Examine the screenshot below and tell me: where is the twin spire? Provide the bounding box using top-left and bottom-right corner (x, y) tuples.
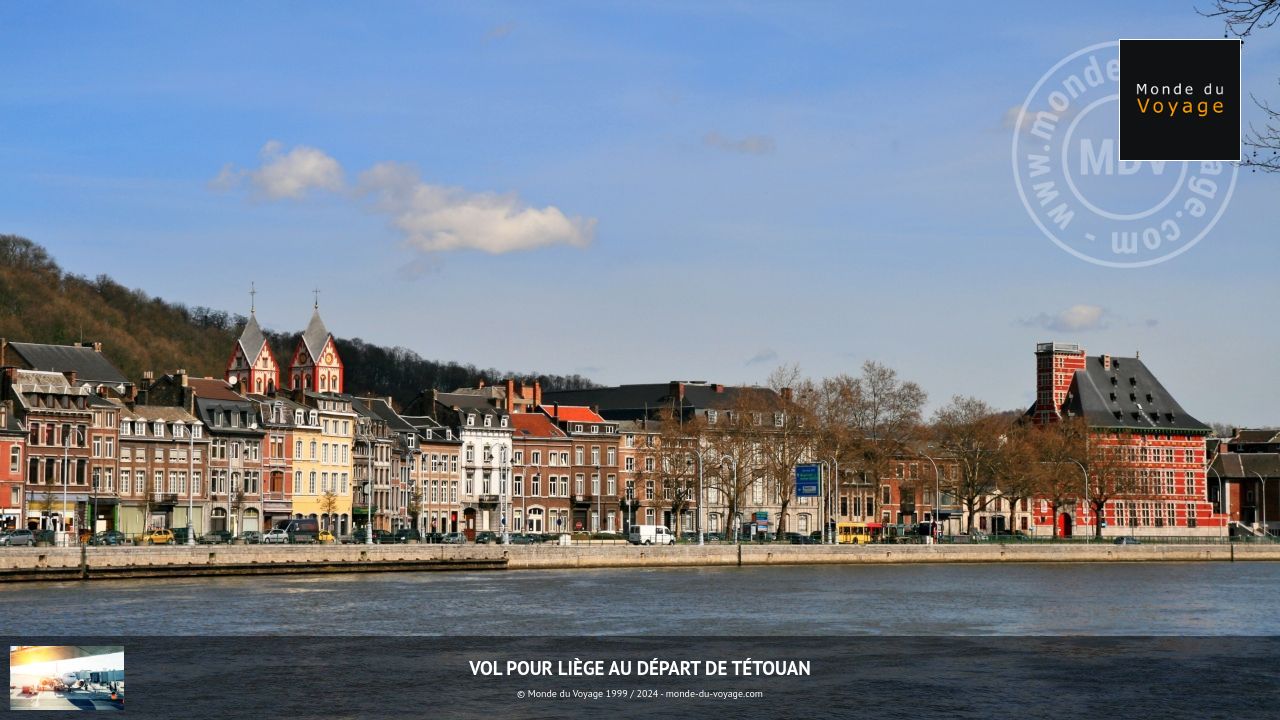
(230, 283), (342, 394)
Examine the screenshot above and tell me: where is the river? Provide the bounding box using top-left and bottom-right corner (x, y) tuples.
(2, 562), (1275, 635)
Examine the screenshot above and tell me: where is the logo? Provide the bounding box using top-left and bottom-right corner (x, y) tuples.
(1012, 41), (1237, 268)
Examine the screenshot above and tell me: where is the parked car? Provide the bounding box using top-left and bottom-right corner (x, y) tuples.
(508, 533), (539, 545)
(441, 532), (467, 544)
(1114, 536), (1141, 545)
(276, 518), (319, 543)
(350, 527), (394, 544)
(237, 530), (262, 544)
(317, 530), (336, 543)
(0, 529), (35, 546)
(784, 532), (816, 545)
(261, 528), (291, 544)
(392, 529), (422, 543)
(89, 530), (127, 546)
(144, 529), (175, 545)
(474, 531), (499, 544)
(199, 530), (233, 544)
(421, 532), (443, 544)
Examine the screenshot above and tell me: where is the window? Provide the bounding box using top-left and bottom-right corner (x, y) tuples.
(607, 474), (616, 495)
(591, 474), (600, 495)
(9, 447), (19, 473)
(591, 448), (600, 465)
(532, 475), (541, 496)
(607, 448), (616, 466)
(575, 474), (585, 495)
(309, 472), (317, 495)
(645, 481), (654, 501)
(625, 457), (635, 471)
(531, 451), (541, 466)
(483, 415), (492, 427)
(644, 457), (655, 472)
(575, 447), (584, 465)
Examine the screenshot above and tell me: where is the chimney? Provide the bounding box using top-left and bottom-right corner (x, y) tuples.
(781, 387), (793, 402)
(552, 402), (559, 420)
(505, 379), (516, 414)
(478, 379), (485, 389)
(93, 341), (103, 353)
(669, 381), (685, 404)
(1102, 355), (1112, 370)
(533, 380), (542, 407)
(63, 370), (78, 386)
(713, 384), (724, 393)
(177, 369), (188, 388)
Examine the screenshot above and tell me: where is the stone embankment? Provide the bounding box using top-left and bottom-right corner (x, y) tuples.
(0, 542), (1275, 582)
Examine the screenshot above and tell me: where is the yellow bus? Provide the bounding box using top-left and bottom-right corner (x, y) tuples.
(836, 522), (883, 544)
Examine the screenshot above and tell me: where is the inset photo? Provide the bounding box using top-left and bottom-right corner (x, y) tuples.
(9, 646), (124, 712)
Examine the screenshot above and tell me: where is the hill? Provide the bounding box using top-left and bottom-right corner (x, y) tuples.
(0, 234), (596, 403)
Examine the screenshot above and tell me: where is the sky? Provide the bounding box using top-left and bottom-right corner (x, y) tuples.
(2, 1), (1278, 426)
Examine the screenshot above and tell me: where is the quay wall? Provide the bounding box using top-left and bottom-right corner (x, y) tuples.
(1, 542), (1278, 581)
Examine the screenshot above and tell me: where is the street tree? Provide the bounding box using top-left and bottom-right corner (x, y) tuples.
(932, 396), (1005, 533)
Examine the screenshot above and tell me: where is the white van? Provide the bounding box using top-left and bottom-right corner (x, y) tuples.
(629, 524), (676, 546)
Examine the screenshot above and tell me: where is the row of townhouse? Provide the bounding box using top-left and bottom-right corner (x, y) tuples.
(0, 311), (1267, 541)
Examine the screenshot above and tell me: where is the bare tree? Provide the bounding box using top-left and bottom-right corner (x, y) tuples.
(318, 489), (339, 532)
(932, 396), (1004, 533)
(1028, 419), (1087, 538)
(990, 422), (1039, 535)
(1200, 0), (1280, 170)
(704, 394), (764, 543)
(1077, 426), (1140, 539)
(753, 366), (814, 536)
(837, 362), (928, 522)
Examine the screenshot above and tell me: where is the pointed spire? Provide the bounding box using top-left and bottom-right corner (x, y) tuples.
(302, 305), (331, 361)
(250, 282), (257, 315)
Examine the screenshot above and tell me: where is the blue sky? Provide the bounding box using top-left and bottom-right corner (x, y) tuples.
(2, 1), (1278, 425)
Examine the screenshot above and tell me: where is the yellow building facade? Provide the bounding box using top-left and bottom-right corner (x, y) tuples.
(289, 393), (355, 535)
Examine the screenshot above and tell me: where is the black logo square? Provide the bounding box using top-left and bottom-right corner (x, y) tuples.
(1119, 39), (1241, 161)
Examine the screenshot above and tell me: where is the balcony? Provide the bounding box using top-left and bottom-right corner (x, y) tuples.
(478, 494), (500, 506)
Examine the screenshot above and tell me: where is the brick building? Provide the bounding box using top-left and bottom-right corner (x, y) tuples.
(509, 412), (572, 534)
(539, 405), (622, 533)
(0, 400), (25, 531)
(1029, 342), (1219, 537)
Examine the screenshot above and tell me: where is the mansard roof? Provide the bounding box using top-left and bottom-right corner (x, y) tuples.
(1061, 354), (1210, 434)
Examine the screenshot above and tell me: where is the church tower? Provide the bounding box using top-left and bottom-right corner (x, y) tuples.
(226, 284), (281, 394)
(289, 294), (344, 393)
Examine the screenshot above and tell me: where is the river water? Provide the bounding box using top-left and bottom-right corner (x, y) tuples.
(2, 562), (1276, 636)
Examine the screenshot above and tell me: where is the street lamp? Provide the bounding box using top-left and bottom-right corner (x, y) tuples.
(62, 425), (86, 546)
(362, 480), (373, 545)
(1207, 465), (1226, 530)
(921, 452), (941, 543)
(186, 423), (197, 545)
(1252, 471), (1268, 539)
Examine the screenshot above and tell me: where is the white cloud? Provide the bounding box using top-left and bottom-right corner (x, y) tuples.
(212, 144), (596, 255)
(209, 140), (344, 200)
(358, 162), (596, 254)
(1021, 304), (1109, 332)
(703, 131), (776, 155)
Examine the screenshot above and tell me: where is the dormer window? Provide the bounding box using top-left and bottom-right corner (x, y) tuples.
(574, 424), (583, 433)
(707, 410), (718, 424)
(500, 417), (507, 428)
(484, 415), (492, 427)
(192, 425), (203, 439)
(774, 412), (784, 427)
(153, 421), (165, 436)
(468, 414), (476, 426)
(120, 421), (132, 436)
(590, 425), (598, 434)
(136, 422), (147, 436)
(173, 423), (185, 438)
(309, 412), (318, 425)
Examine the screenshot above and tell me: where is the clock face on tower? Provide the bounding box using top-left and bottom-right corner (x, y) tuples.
(324, 352), (334, 364)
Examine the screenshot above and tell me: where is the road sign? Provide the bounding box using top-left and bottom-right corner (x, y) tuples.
(795, 463), (821, 497)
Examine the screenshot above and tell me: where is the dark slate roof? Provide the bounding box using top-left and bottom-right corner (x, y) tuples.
(300, 308), (331, 361)
(1061, 355), (1209, 434)
(1212, 452), (1280, 479)
(435, 392), (508, 416)
(236, 313), (269, 361)
(352, 397), (415, 432)
(542, 382), (783, 420)
(7, 342), (129, 386)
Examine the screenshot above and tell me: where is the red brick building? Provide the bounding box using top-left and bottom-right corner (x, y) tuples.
(509, 412), (572, 534)
(1029, 342), (1220, 537)
(0, 400), (24, 531)
(539, 405), (622, 533)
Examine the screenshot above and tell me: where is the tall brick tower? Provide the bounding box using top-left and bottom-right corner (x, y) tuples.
(1032, 341), (1086, 424)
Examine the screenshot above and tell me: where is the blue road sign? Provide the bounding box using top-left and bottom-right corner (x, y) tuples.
(795, 463), (821, 497)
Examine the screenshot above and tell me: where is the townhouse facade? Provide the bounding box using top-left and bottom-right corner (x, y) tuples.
(402, 414), (463, 533)
(295, 392), (356, 535)
(509, 411), (572, 534)
(0, 400), (25, 531)
(539, 405), (623, 533)
(114, 402), (208, 535)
